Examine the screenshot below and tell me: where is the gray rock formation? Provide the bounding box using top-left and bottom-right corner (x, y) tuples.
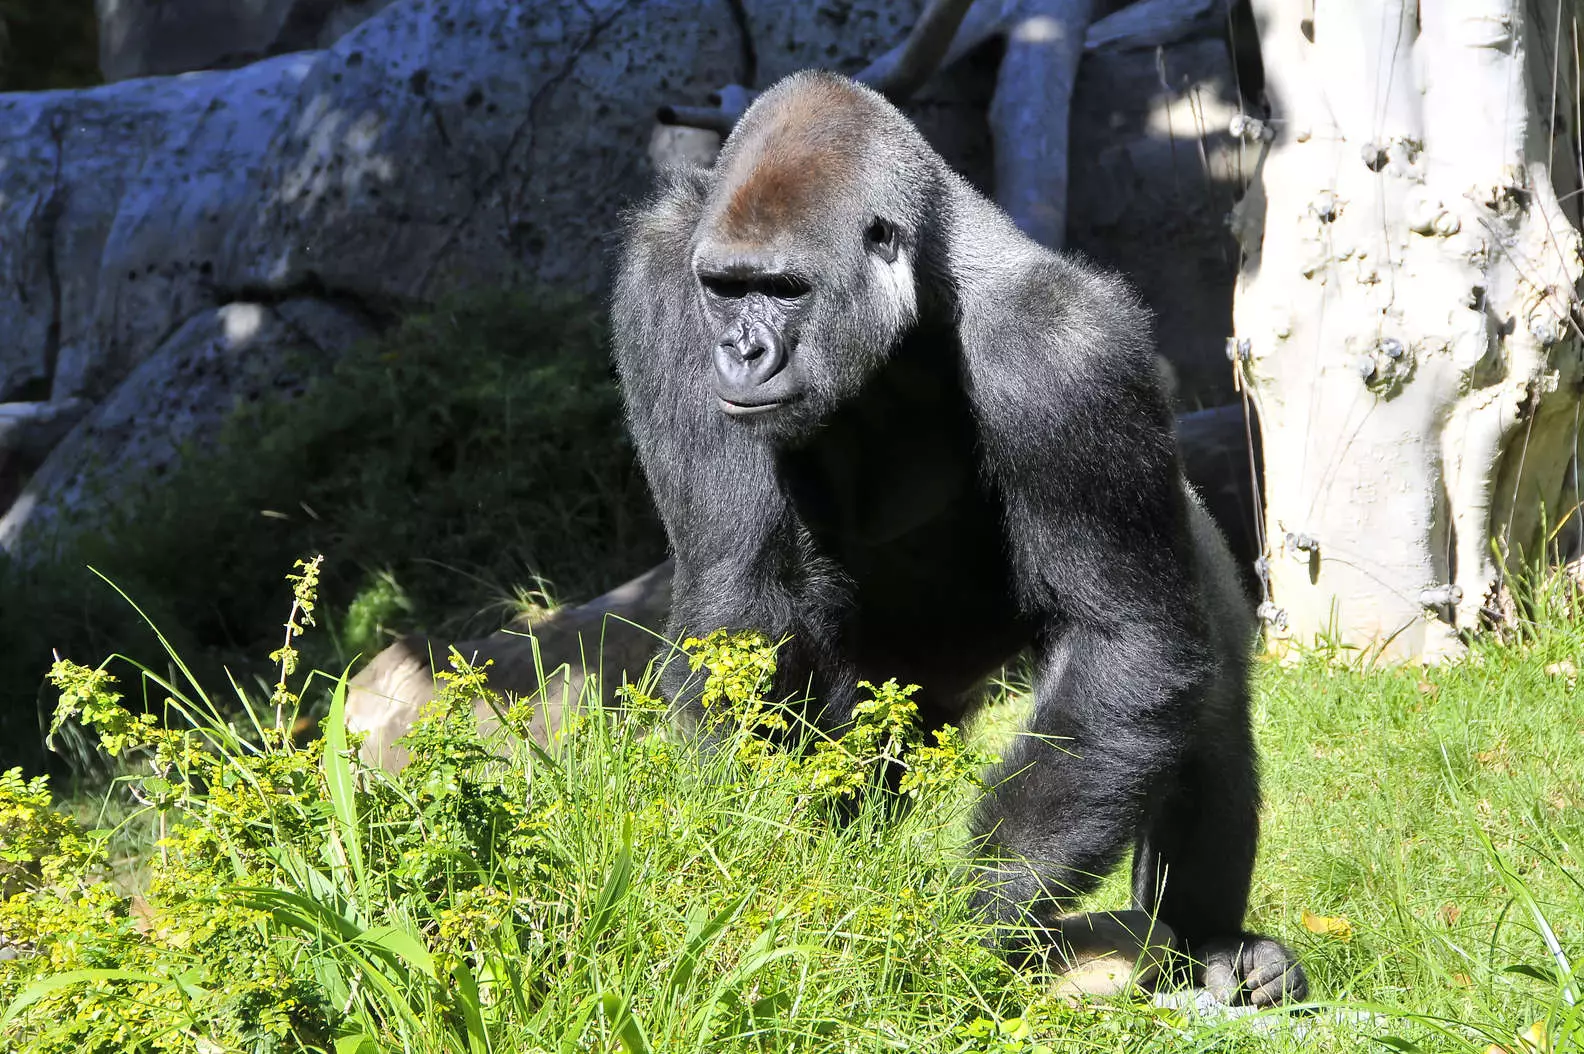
(1066, 34), (1246, 408)
(0, 300), (371, 561)
(97, 0), (397, 82)
(0, 0), (1249, 591)
(0, 0), (746, 558)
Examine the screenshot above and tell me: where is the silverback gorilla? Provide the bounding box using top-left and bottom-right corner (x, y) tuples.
(613, 71), (1306, 1006)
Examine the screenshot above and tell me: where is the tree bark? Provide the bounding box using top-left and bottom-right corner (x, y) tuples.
(1233, 0), (1584, 660)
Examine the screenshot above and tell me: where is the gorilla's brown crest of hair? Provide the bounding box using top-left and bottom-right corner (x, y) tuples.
(717, 77), (869, 241)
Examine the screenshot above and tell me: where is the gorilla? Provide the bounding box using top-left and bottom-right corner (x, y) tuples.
(613, 70), (1306, 1006)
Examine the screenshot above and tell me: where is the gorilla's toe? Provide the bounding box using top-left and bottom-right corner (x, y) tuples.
(1198, 934), (1308, 1007)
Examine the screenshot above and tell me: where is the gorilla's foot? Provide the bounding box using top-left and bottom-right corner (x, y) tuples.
(1195, 933), (1308, 1007)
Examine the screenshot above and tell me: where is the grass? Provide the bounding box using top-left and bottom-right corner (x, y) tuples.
(0, 566), (1580, 1052)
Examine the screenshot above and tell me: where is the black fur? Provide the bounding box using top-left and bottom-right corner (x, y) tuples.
(612, 71), (1305, 1006)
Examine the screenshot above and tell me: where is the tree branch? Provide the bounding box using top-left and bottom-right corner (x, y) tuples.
(658, 0), (1002, 132)
(655, 0), (1218, 141)
(861, 0), (984, 101)
(989, 0), (1098, 248)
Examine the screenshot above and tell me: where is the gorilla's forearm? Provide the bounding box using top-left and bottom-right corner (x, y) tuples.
(971, 620), (1206, 910)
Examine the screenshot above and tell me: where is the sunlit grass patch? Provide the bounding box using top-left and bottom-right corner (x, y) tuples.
(0, 562), (1580, 1052)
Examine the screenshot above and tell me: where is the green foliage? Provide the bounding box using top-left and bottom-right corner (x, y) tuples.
(0, 289), (664, 773)
(0, 570), (1047, 1053)
(0, 0), (99, 91)
(680, 629), (998, 807)
(4, 566), (1583, 1051)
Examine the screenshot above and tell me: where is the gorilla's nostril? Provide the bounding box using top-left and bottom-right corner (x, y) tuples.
(746, 322), (783, 371)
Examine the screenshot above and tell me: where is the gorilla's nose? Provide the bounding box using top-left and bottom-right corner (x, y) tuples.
(715, 320), (786, 390)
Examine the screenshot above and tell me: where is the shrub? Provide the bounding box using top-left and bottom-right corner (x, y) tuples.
(0, 575), (1031, 1053)
(0, 289), (665, 773)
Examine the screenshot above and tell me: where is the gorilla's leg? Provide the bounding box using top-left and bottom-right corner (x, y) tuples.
(1132, 725), (1308, 1007)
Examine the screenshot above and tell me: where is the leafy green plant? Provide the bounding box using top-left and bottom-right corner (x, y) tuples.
(4, 559), (1583, 1052)
(0, 567), (1036, 1052)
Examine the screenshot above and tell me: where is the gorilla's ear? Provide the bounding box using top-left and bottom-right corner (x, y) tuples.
(865, 217), (900, 263)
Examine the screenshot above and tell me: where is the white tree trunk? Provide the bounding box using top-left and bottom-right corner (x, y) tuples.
(1234, 0), (1584, 660)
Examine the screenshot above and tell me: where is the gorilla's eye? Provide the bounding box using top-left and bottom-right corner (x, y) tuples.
(766, 272), (812, 300)
(699, 271), (811, 302)
(700, 274), (752, 300)
(865, 217), (900, 263)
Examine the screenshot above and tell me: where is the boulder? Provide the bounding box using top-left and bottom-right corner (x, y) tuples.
(347, 560), (672, 770)
(1066, 35), (1247, 409)
(0, 300), (372, 560)
(1049, 910), (1178, 1000)
(97, 0), (397, 82)
(0, 0), (747, 556)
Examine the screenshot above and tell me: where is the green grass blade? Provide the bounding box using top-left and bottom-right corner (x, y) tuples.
(664, 891), (751, 1002)
(451, 961), (490, 1054)
(585, 813), (635, 949)
(2, 969), (166, 1026)
(323, 669), (370, 905)
(358, 923), (437, 981)
(335, 1036), (380, 1054)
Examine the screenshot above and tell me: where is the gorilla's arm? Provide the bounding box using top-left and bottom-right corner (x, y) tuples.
(955, 228), (1216, 919)
(612, 173), (849, 712)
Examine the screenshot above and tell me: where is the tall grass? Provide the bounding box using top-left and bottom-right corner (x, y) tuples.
(0, 564), (1580, 1052)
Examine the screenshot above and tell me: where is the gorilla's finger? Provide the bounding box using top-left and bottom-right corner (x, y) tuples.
(1198, 942), (1243, 1004)
(1232, 938), (1307, 1006)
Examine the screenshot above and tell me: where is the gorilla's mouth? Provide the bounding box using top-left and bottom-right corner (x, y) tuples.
(718, 396), (792, 417)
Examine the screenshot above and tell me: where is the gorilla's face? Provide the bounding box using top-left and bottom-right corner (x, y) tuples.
(692, 211), (919, 444)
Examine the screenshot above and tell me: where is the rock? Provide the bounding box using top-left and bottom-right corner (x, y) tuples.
(1048, 910), (1177, 1000)
(0, 398), (89, 512)
(0, 400), (90, 462)
(0, 300), (372, 560)
(648, 124), (721, 172)
(225, 0), (746, 302)
(348, 560), (672, 770)
(0, 0), (747, 555)
(97, 0), (397, 82)
(340, 405), (1264, 764)
(1067, 35), (1247, 408)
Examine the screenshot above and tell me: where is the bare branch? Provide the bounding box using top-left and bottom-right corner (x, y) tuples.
(659, 0), (1009, 135)
(654, 104), (739, 136)
(656, 82), (756, 133)
(860, 0), (984, 101)
(655, 0), (1215, 139)
(1084, 0), (1223, 53)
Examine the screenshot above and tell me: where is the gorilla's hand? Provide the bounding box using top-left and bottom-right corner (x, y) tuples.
(1197, 934), (1308, 1007)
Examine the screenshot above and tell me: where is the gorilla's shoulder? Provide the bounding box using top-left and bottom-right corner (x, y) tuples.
(960, 244), (1158, 378)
